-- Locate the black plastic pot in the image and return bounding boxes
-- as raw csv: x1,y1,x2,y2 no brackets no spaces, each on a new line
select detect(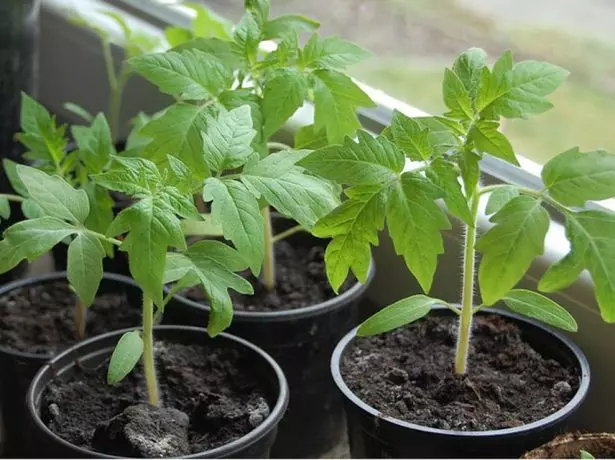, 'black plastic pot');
165,216,375,458
26,326,289,458
0,272,141,457
331,307,591,459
